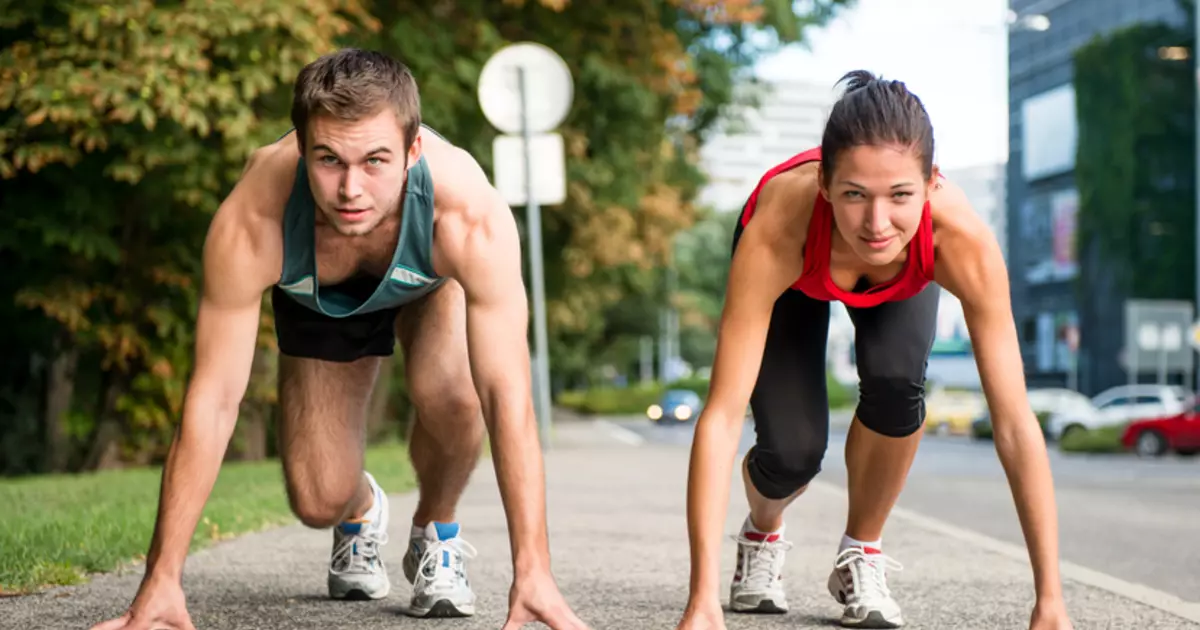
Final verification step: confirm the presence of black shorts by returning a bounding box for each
[731,221,939,499]
[270,276,400,363]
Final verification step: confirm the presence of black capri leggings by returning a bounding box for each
[732,221,939,500]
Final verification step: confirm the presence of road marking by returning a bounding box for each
[595,419,646,446]
[809,481,1200,624]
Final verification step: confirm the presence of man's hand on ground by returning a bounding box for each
[501,570,590,630]
[90,575,195,630]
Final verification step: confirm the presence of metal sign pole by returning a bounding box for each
[518,66,553,450]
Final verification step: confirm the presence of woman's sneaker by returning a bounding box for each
[827,545,905,628]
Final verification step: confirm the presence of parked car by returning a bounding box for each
[647,389,703,425]
[1120,402,1200,458]
[924,387,986,436]
[969,387,1096,441]
[1048,384,1191,440]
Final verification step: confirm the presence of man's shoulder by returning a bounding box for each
[422,132,496,223]
[201,136,296,287]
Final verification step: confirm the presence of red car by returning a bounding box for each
[1121,403,1200,458]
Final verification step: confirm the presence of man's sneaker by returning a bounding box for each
[827,545,904,628]
[402,522,478,618]
[328,473,390,600]
[729,529,793,613]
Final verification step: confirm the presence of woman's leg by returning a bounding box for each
[830,283,939,628]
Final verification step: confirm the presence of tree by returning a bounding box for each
[363,0,853,387]
[0,1,377,472]
[0,0,854,474]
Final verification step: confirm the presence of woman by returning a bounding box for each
[674,71,1073,630]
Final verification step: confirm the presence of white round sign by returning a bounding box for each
[478,42,573,135]
[1161,324,1183,352]
[1138,323,1160,351]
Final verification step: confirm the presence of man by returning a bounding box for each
[92,48,588,630]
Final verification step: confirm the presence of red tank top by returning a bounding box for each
[738,147,936,309]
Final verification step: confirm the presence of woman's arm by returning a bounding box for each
[932,184,1065,610]
[683,172,811,612]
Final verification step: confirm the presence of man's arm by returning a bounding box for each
[934,189,1064,608]
[435,151,549,574]
[141,152,284,583]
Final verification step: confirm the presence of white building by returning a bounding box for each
[697,79,838,213]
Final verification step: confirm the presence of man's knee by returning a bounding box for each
[856,375,926,437]
[411,383,484,447]
[285,467,362,528]
[745,442,826,500]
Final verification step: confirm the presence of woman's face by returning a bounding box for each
[819,144,938,267]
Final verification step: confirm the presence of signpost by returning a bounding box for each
[1124,300,1194,387]
[478,43,573,450]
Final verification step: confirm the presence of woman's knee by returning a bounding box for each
[855,376,926,437]
[745,440,827,500]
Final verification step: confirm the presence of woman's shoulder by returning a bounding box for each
[929,176,992,248]
[752,161,821,230]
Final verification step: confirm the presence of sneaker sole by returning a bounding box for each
[329,581,391,601]
[730,598,788,614]
[409,599,476,618]
[840,610,903,629]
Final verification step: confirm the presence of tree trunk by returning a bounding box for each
[83,375,126,471]
[42,346,78,473]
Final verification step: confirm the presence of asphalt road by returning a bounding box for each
[3,417,1198,629]
[623,412,1200,604]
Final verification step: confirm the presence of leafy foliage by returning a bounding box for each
[0,0,854,474]
[1072,21,1195,301]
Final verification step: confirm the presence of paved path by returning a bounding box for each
[620,413,1200,602]
[4,420,1198,629]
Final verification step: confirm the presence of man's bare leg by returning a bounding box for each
[397,279,486,526]
[395,279,484,617]
[276,353,390,600]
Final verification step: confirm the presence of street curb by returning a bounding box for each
[809,481,1200,624]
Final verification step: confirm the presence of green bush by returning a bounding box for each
[556,383,664,415]
[556,372,856,416]
[1059,424,1128,454]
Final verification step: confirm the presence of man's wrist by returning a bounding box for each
[143,562,183,585]
[513,548,551,577]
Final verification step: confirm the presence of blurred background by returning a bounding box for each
[3,0,1200,603]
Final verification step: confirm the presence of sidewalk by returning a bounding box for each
[4,420,1196,629]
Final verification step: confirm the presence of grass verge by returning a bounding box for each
[0,441,416,595]
[1058,424,1127,454]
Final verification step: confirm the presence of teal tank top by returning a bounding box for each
[275,152,445,317]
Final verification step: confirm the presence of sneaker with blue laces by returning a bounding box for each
[327,472,390,600]
[402,521,477,617]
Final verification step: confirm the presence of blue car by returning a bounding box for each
[647,389,703,424]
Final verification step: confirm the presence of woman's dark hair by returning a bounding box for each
[820,70,934,185]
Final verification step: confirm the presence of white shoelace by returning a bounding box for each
[414,537,479,593]
[330,526,389,575]
[834,546,903,604]
[732,534,794,589]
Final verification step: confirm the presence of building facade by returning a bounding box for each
[1006,0,1190,395]
[697,79,836,213]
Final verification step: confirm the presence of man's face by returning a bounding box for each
[304,108,420,237]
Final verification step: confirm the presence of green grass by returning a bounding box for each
[1059,424,1128,454]
[0,441,416,595]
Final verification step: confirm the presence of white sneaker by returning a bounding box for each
[327,472,390,600]
[402,522,478,617]
[827,546,905,628]
[729,529,793,613]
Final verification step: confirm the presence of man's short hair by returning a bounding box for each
[291,48,421,150]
